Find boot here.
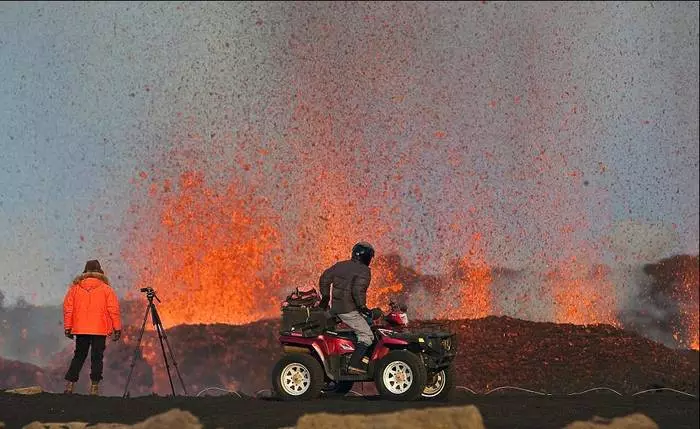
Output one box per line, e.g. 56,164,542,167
89,381,99,396
64,381,75,394
347,343,369,375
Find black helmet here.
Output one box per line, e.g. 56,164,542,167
351,242,375,266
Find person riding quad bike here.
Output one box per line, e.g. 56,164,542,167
273,243,457,401
318,241,375,375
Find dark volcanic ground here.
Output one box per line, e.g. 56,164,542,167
1,316,699,397
1,315,699,428
0,390,698,429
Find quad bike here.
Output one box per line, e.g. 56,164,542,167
271,301,457,401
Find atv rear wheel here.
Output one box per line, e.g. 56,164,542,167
272,353,324,401
421,365,455,400
375,350,427,401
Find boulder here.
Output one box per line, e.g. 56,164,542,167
5,386,43,395
296,405,484,429
562,413,659,429
20,409,202,429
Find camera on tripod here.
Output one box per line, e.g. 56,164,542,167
123,287,185,398
139,287,157,301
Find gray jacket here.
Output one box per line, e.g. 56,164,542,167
319,259,371,315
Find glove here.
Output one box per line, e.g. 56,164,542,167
370,308,384,320
64,329,74,339
112,330,121,342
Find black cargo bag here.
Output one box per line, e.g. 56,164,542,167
281,306,328,336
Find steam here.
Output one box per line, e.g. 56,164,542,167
0,294,65,366
369,218,698,350
605,220,695,348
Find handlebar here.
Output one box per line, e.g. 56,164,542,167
389,300,408,312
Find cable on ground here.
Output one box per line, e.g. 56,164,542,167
193,385,699,399
195,387,242,398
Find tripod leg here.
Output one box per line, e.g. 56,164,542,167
159,322,189,395
150,304,188,396
123,303,151,398
154,320,177,397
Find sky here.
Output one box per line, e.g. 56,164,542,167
0,1,698,306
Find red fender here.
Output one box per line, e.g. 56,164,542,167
371,336,409,361
279,335,331,374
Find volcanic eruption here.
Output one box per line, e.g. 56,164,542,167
1,0,698,400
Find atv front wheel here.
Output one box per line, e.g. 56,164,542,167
272,353,324,401
421,365,455,400
375,350,427,401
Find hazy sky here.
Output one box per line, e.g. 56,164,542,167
0,1,698,306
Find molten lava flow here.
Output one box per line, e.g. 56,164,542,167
546,257,618,326
678,260,699,350
367,258,405,309
125,171,283,326
446,234,493,319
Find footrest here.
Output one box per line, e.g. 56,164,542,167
337,374,371,382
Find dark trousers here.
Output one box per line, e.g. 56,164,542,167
64,335,107,383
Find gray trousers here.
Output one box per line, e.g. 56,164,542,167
337,311,374,346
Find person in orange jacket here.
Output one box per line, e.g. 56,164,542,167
63,259,122,395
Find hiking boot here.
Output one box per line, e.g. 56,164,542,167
64,381,75,394
347,344,369,375
89,382,99,396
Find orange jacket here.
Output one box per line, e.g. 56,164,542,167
63,272,121,336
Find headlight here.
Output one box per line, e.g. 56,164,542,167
441,338,452,351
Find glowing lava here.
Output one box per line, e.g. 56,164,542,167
678,260,699,350
546,257,618,326
367,258,405,309
125,170,283,326
446,234,493,320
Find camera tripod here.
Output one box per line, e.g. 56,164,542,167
122,288,187,398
